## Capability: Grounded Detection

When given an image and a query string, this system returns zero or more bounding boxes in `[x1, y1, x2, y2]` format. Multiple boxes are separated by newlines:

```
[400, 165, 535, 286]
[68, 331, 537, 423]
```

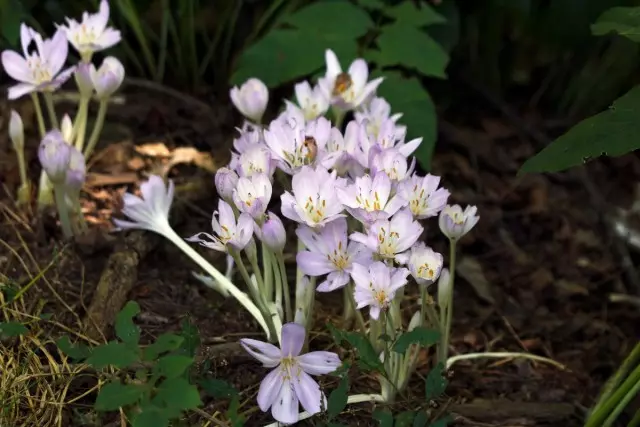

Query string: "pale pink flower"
[407, 243, 443, 286]
[337, 172, 406, 225]
[230, 78, 269, 123]
[350, 262, 409, 319]
[58, 0, 121, 57]
[438, 204, 479, 240]
[186, 199, 254, 252]
[398, 173, 450, 219]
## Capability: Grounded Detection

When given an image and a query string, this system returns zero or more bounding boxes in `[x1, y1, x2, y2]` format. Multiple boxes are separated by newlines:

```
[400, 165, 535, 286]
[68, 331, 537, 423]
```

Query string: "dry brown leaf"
[135, 142, 171, 157]
[166, 147, 218, 173]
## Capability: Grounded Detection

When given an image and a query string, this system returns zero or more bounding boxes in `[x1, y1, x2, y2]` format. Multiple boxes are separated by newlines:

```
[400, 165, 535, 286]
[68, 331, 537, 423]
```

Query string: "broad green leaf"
[0, 0, 26, 46]
[132, 405, 171, 427]
[519, 85, 640, 173]
[144, 333, 184, 361]
[327, 376, 349, 419]
[395, 411, 416, 427]
[0, 321, 28, 337]
[283, 1, 373, 39]
[375, 72, 437, 169]
[425, 362, 448, 401]
[155, 377, 202, 410]
[177, 318, 200, 357]
[357, 0, 385, 10]
[115, 301, 141, 347]
[85, 341, 139, 369]
[155, 355, 193, 379]
[95, 381, 146, 411]
[426, 0, 461, 53]
[199, 377, 239, 399]
[412, 411, 429, 427]
[592, 7, 640, 42]
[327, 324, 384, 373]
[374, 409, 395, 426]
[56, 336, 91, 360]
[387, 1, 446, 27]
[369, 24, 449, 78]
[227, 394, 245, 427]
[392, 327, 440, 354]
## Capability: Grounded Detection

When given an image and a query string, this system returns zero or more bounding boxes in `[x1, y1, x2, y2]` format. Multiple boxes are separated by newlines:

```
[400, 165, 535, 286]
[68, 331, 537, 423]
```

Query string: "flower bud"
[74, 62, 94, 97]
[437, 268, 451, 310]
[408, 310, 421, 331]
[38, 130, 71, 184]
[90, 56, 125, 99]
[215, 167, 238, 202]
[65, 146, 86, 191]
[260, 212, 286, 253]
[229, 78, 269, 123]
[61, 114, 73, 143]
[438, 204, 480, 241]
[9, 110, 24, 151]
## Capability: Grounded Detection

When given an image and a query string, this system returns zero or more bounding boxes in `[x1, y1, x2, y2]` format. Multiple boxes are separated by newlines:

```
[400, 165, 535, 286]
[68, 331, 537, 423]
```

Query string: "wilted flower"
[240, 322, 342, 424]
[38, 130, 71, 183]
[438, 204, 479, 241]
[58, 0, 121, 58]
[230, 78, 269, 124]
[259, 212, 286, 253]
[291, 80, 330, 121]
[337, 172, 406, 225]
[186, 199, 254, 252]
[90, 56, 124, 99]
[350, 262, 409, 319]
[232, 173, 272, 220]
[112, 175, 174, 234]
[214, 167, 239, 203]
[318, 49, 383, 110]
[350, 208, 423, 263]
[1, 25, 72, 99]
[296, 218, 373, 292]
[280, 166, 345, 228]
[9, 110, 24, 151]
[398, 174, 449, 219]
[65, 146, 86, 191]
[407, 243, 443, 286]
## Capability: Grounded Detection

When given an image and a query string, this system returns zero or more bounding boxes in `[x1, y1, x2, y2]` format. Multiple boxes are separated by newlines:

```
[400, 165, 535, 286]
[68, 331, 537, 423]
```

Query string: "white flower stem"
[276, 253, 293, 323]
[53, 185, 73, 239]
[73, 95, 90, 151]
[261, 243, 273, 301]
[439, 240, 457, 364]
[165, 227, 272, 341]
[262, 394, 385, 427]
[84, 100, 108, 158]
[43, 92, 59, 130]
[446, 352, 567, 371]
[31, 93, 46, 137]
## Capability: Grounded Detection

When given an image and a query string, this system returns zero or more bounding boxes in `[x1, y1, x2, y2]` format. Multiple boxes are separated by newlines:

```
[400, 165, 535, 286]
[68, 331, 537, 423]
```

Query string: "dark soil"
[0, 78, 638, 427]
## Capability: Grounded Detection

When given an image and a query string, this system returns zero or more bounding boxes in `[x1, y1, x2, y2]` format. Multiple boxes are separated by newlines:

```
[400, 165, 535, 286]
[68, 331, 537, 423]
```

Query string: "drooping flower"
[369, 147, 415, 183]
[230, 78, 269, 124]
[258, 212, 286, 253]
[291, 80, 330, 121]
[296, 218, 373, 292]
[280, 166, 345, 228]
[58, 0, 121, 58]
[350, 262, 409, 319]
[355, 96, 405, 140]
[186, 199, 254, 253]
[398, 173, 450, 219]
[438, 204, 479, 241]
[350, 208, 423, 264]
[236, 144, 277, 178]
[1, 25, 73, 99]
[318, 49, 383, 110]
[407, 243, 443, 286]
[112, 175, 174, 234]
[337, 172, 406, 225]
[90, 56, 124, 99]
[38, 130, 71, 184]
[240, 322, 342, 425]
[232, 173, 272, 220]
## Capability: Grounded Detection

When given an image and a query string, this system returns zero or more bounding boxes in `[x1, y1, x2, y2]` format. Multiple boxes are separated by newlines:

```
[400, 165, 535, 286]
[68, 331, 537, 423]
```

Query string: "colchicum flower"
[215, 167, 239, 203]
[1, 25, 72, 99]
[318, 49, 383, 110]
[350, 261, 409, 319]
[355, 96, 405, 140]
[65, 146, 86, 191]
[398, 173, 450, 219]
[259, 212, 286, 253]
[369, 147, 415, 183]
[236, 144, 276, 178]
[323, 121, 362, 176]
[74, 62, 94, 96]
[280, 166, 345, 228]
[90, 56, 124, 99]
[112, 175, 174, 234]
[240, 322, 342, 425]
[186, 199, 254, 253]
[38, 130, 71, 184]
[337, 172, 406, 225]
[407, 243, 443, 286]
[296, 218, 373, 292]
[350, 208, 423, 263]
[291, 80, 330, 121]
[9, 110, 24, 151]
[230, 78, 269, 124]
[232, 173, 272, 220]
[437, 268, 452, 310]
[58, 0, 121, 58]
[438, 204, 479, 241]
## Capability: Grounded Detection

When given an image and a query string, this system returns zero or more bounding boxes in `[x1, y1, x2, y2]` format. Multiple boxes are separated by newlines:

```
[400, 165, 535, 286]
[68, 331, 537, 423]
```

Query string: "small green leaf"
[519, 85, 640, 173]
[374, 409, 395, 427]
[0, 321, 28, 337]
[56, 336, 91, 360]
[155, 377, 202, 410]
[395, 411, 416, 427]
[144, 333, 184, 361]
[86, 341, 139, 369]
[155, 355, 193, 379]
[115, 301, 141, 346]
[412, 411, 429, 427]
[228, 395, 245, 427]
[95, 381, 146, 411]
[392, 327, 440, 354]
[177, 318, 200, 357]
[199, 377, 239, 399]
[283, 1, 374, 38]
[132, 405, 171, 427]
[327, 324, 384, 373]
[425, 362, 448, 401]
[327, 376, 349, 420]
[387, 1, 446, 27]
[592, 7, 640, 42]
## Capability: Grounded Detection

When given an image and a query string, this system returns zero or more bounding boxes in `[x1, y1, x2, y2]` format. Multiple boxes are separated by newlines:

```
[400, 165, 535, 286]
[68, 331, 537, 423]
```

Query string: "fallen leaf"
[456, 256, 496, 304]
[86, 172, 139, 187]
[127, 157, 146, 171]
[166, 147, 218, 174]
[135, 142, 171, 157]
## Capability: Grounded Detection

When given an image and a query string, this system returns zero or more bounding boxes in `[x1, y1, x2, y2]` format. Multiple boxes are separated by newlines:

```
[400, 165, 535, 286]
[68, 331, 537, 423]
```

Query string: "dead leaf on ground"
[456, 256, 496, 305]
[165, 147, 218, 174]
[135, 142, 172, 157]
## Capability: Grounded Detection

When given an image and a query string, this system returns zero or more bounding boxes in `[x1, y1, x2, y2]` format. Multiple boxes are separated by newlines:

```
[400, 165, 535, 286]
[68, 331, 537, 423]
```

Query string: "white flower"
[232, 173, 272, 220]
[59, 0, 121, 58]
[438, 204, 479, 240]
[350, 262, 409, 320]
[90, 56, 124, 99]
[337, 172, 407, 225]
[112, 175, 174, 234]
[230, 78, 269, 123]
[407, 243, 444, 286]
[355, 96, 405, 139]
[369, 147, 415, 183]
[186, 199, 254, 253]
[237, 144, 277, 178]
[398, 173, 450, 219]
[291, 80, 330, 120]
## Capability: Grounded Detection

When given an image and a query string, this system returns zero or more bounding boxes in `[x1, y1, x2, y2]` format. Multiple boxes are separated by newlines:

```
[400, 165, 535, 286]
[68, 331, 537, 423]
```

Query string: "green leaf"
[115, 301, 141, 347]
[155, 355, 193, 379]
[155, 377, 202, 410]
[395, 411, 416, 427]
[283, 1, 373, 38]
[56, 336, 91, 360]
[425, 362, 448, 401]
[95, 381, 146, 411]
[592, 7, 640, 42]
[356, 0, 385, 10]
[412, 411, 429, 427]
[375, 72, 437, 169]
[374, 409, 395, 427]
[86, 341, 140, 369]
[144, 333, 184, 361]
[199, 377, 239, 399]
[392, 327, 440, 354]
[177, 318, 200, 357]
[132, 405, 171, 427]
[430, 415, 453, 427]
[0, 0, 26, 46]
[387, 1, 446, 27]
[327, 376, 349, 420]
[327, 324, 384, 373]
[369, 24, 449, 78]
[519, 85, 640, 173]
[38, 313, 53, 321]
[0, 321, 28, 337]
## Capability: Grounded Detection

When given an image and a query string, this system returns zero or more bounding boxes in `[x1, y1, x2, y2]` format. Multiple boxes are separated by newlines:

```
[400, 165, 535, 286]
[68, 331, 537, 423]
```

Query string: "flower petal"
[1, 50, 31, 83]
[296, 251, 334, 276]
[240, 338, 281, 367]
[257, 367, 284, 412]
[271, 379, 299, 425]
[292, 370, 325, 416]
[280, 323, 305, 357]
[298, 351, 342, 375]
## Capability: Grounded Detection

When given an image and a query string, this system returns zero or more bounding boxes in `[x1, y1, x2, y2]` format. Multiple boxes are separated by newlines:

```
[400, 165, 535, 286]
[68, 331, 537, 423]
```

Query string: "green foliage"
[425, 362, 448, 401]
[327, 376, 349, 420]
[200, 377, 245, 426]
[86, 341, 140, 369]
[0, 321, 28, 337]
[115, 300, 141, 347]
[95, 382, 146, 411]
[56, 335, 91, 360]
[520, 85, 640, 173]
[592, 7, 640, 42]
[328, 323, 384, 373]
[373, 409, 394, 426]
[392, 326, 440, 354]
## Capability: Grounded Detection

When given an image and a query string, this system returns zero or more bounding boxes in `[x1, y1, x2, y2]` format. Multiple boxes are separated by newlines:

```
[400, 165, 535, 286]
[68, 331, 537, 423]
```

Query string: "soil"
[0, 77, 638, 427]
